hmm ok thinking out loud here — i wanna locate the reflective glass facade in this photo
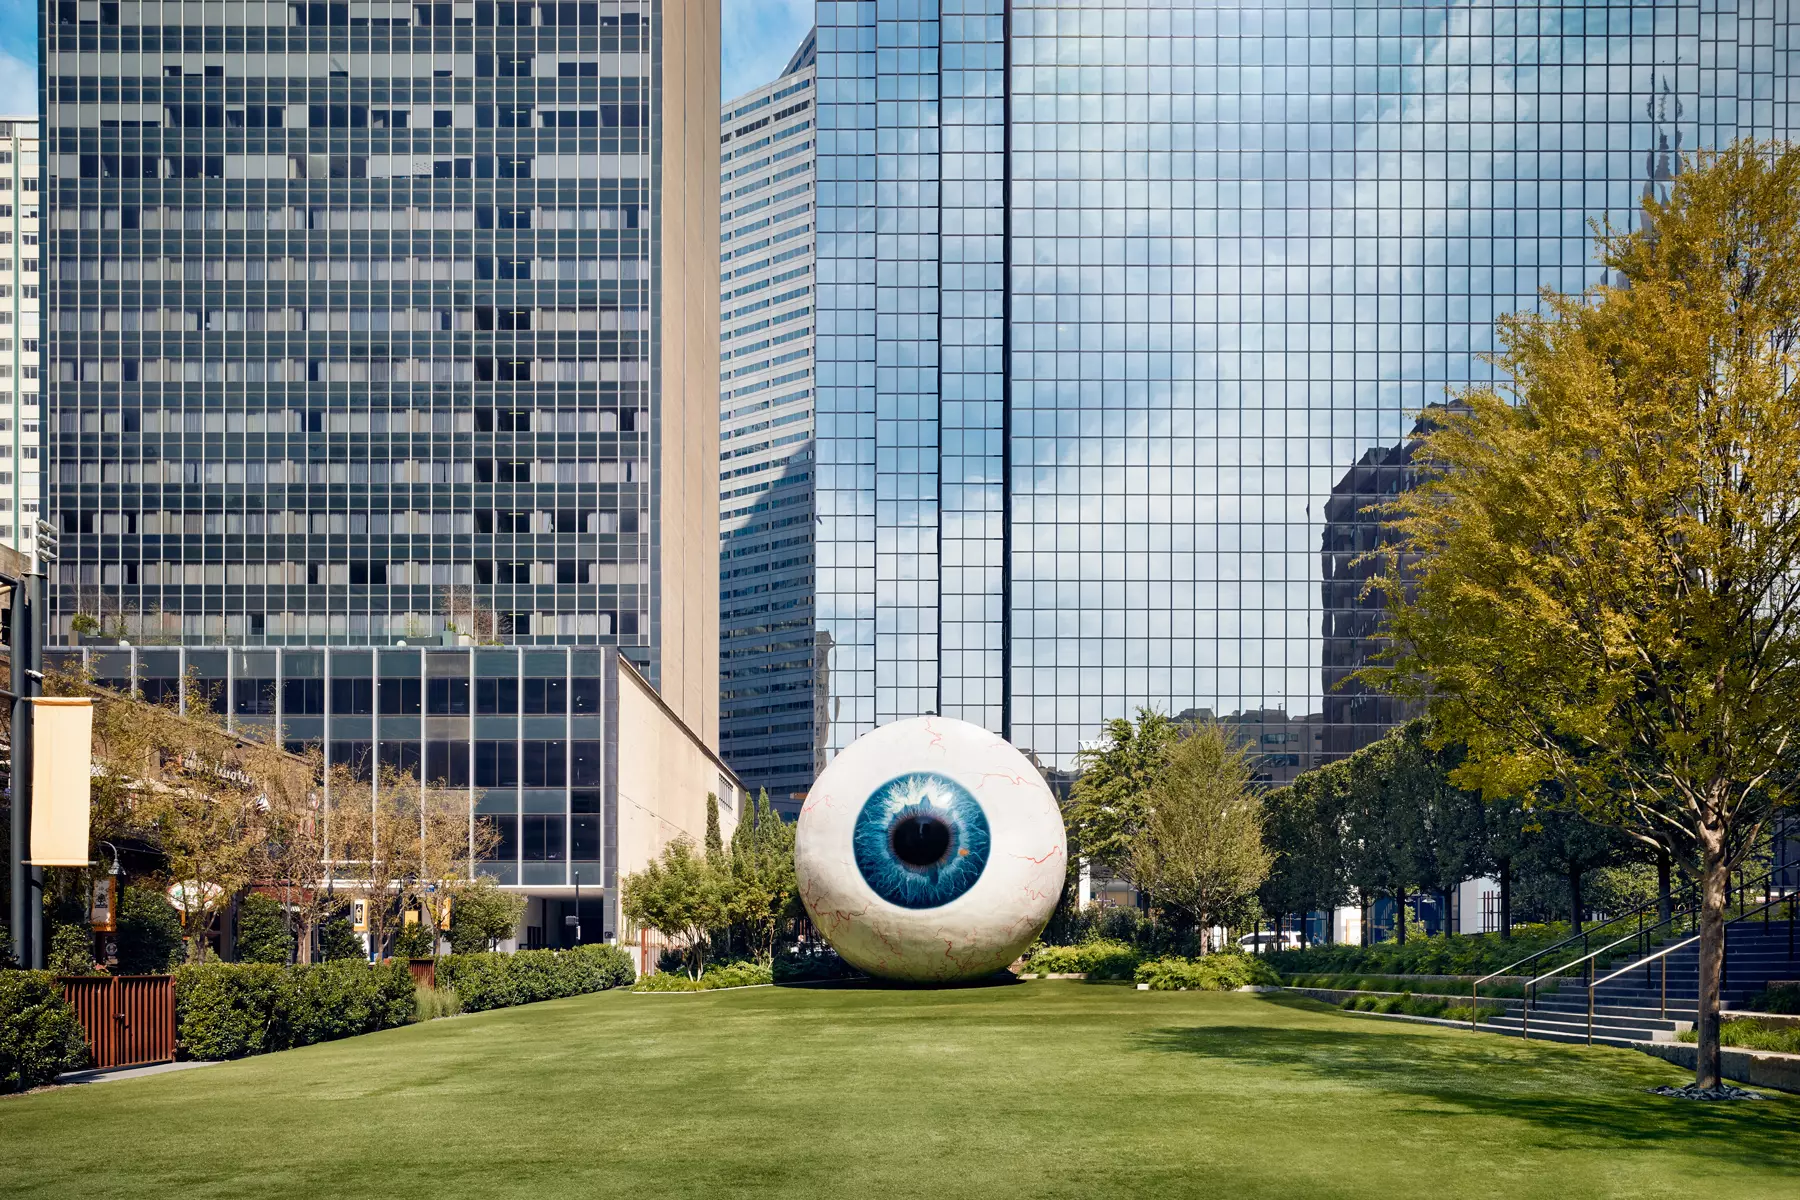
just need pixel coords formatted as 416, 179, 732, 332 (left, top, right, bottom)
815, 0, 1795, 772
40, 1, 721, 736
717, 40, 820, 808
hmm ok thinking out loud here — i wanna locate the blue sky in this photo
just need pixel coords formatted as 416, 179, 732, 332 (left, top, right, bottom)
0, 1, 814, 113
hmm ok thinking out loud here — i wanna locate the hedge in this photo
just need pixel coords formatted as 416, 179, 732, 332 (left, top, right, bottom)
1021, 940, 1142, 980
0, 972, 89, 1093
435, 943, 635, 1012
1340, 993, 1506, 1024
1266, 927, 1578, 978
1134, 952, 1281, 991
634, 961, 772, 992
175, 960, 417, 1060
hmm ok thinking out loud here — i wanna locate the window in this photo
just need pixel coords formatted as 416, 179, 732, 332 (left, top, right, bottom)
477, 677, 519, 713
426, 740, 471, 787
234, 678, 277, 715
283, 678, 325, 714
330, 677, 374, 714
522, 677, 565, 714
570, 741, 601, 787
571, 790, 600, 860
521, 740, 565, 787
329, 741, 374, 781
479, 813, 517, 862
475, 741, 518, 788
380, 677, 422, 714
427, 676, 470, 714
571, 677, 601, 713
522, 815, 565, 862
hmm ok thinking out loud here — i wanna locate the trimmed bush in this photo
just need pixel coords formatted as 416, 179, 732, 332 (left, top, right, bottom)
634, 961, 773, 992
1134, 951, 1280, 991
116, 887, 185, 975
0, 972, 89, 1092
174, 960, 415, 1060
1284, 972, 1527, 999
436, 943, 635, 1013
1747, 983, 1800, 1015
1268, 928, 1580, 978
1022, 940, 1142, 980
235, 894, 295, 965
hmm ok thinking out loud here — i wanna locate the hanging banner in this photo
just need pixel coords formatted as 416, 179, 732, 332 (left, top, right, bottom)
90, 876, 117, 932
27, 697, 94, 866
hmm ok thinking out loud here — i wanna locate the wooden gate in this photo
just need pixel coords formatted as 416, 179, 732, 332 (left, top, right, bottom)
58, 975, 176, 1070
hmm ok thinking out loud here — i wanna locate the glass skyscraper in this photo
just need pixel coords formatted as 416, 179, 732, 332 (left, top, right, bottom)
717, 34, 819, 809
813, 0, 1794, 773
40, 0, 721, 735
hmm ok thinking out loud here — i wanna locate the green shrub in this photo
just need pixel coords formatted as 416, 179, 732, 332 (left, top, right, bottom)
1133, 951, 1281, 991
174, 963, 292, 1060
391, 920, 436, 961
1337, 992, 1504, 1023
174, 960, 415, 1060
318, 908, 365, 962
1023, 940, 1142, 980
116, 887, 185, 975
1284, 972, 1526, 1000
47, 923, 100, 976
634, 961, 773, 992
234, 894, 294, 965
436, 943, 634, 1013
1268, 928, 1576, 978
1747, 983, 1800, 1015
773, 945, 857, 983
0, 972, 89, 1092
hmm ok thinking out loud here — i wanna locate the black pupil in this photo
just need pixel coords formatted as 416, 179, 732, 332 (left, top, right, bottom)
892, 813, 951, 868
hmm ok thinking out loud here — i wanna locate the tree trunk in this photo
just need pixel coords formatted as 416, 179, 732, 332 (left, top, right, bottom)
294, 910, 315, 965
1396, 886, 1407, 945
1360, 893, 1370, 948
1440, 888, 1452, 937
1657, 847, 1673, 927
1695, 831, 1729, 1090
1499, 857, 1513, 940
1568, 868, 1584, 934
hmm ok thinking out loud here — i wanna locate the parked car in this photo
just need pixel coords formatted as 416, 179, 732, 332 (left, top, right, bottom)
1237, 930, 1302, 954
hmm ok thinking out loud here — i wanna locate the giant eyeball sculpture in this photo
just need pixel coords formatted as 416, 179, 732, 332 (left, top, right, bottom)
795, 716, 1066, 983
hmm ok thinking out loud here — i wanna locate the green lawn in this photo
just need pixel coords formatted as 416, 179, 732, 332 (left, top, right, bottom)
3, 981, 1798, 1199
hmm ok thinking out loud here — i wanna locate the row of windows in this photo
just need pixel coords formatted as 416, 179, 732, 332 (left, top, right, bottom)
134, 672, 602, 714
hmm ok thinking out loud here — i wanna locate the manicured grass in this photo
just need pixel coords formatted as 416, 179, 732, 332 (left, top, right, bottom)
3, 982, 1798, 1199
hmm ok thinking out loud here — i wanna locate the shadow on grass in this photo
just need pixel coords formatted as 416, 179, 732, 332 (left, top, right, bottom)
777, 972, 1022, 992
1134, 1018, 1800, 1168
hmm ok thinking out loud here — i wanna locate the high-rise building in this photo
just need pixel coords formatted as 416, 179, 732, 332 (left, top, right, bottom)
41, 0, 719, 736
813, 0, 1794, 772
717, 33, 817, 810
0, 118, 40, 556
38, 0, 725, 935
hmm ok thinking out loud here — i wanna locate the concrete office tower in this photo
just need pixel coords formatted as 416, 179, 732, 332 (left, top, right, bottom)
717, 31, 816, 811
0, 118, 40, 555
41, 0, 719, 739
812, 0, 1794, 774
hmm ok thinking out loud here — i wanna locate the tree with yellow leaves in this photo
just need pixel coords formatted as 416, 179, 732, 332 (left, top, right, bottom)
1369, 142, 1800, 1090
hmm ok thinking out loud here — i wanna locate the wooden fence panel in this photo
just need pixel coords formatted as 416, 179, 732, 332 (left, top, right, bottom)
57, 975, 175, 1070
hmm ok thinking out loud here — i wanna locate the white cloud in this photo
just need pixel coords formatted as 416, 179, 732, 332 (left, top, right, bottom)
0, 47, 34, 116
721, 0, 812, 102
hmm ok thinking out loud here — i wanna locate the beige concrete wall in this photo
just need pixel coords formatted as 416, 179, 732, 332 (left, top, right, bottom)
652, 0, 721, 747
616, 654, 742, 883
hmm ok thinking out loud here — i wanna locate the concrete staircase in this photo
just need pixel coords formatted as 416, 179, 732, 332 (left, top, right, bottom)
1480, 919, 1799, 1047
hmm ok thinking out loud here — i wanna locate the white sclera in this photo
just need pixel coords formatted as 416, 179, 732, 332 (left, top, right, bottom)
795, 715, 1067, 982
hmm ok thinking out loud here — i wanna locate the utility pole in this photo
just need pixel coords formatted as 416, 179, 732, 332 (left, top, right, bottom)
7, 535, 45, 968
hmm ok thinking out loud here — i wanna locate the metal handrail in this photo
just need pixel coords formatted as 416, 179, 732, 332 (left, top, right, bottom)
1471, 863, 1782, 1034
1583, 886, 1800, 1043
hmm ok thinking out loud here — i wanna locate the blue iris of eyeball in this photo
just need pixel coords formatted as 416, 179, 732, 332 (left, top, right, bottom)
796, 716, 1067, 983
